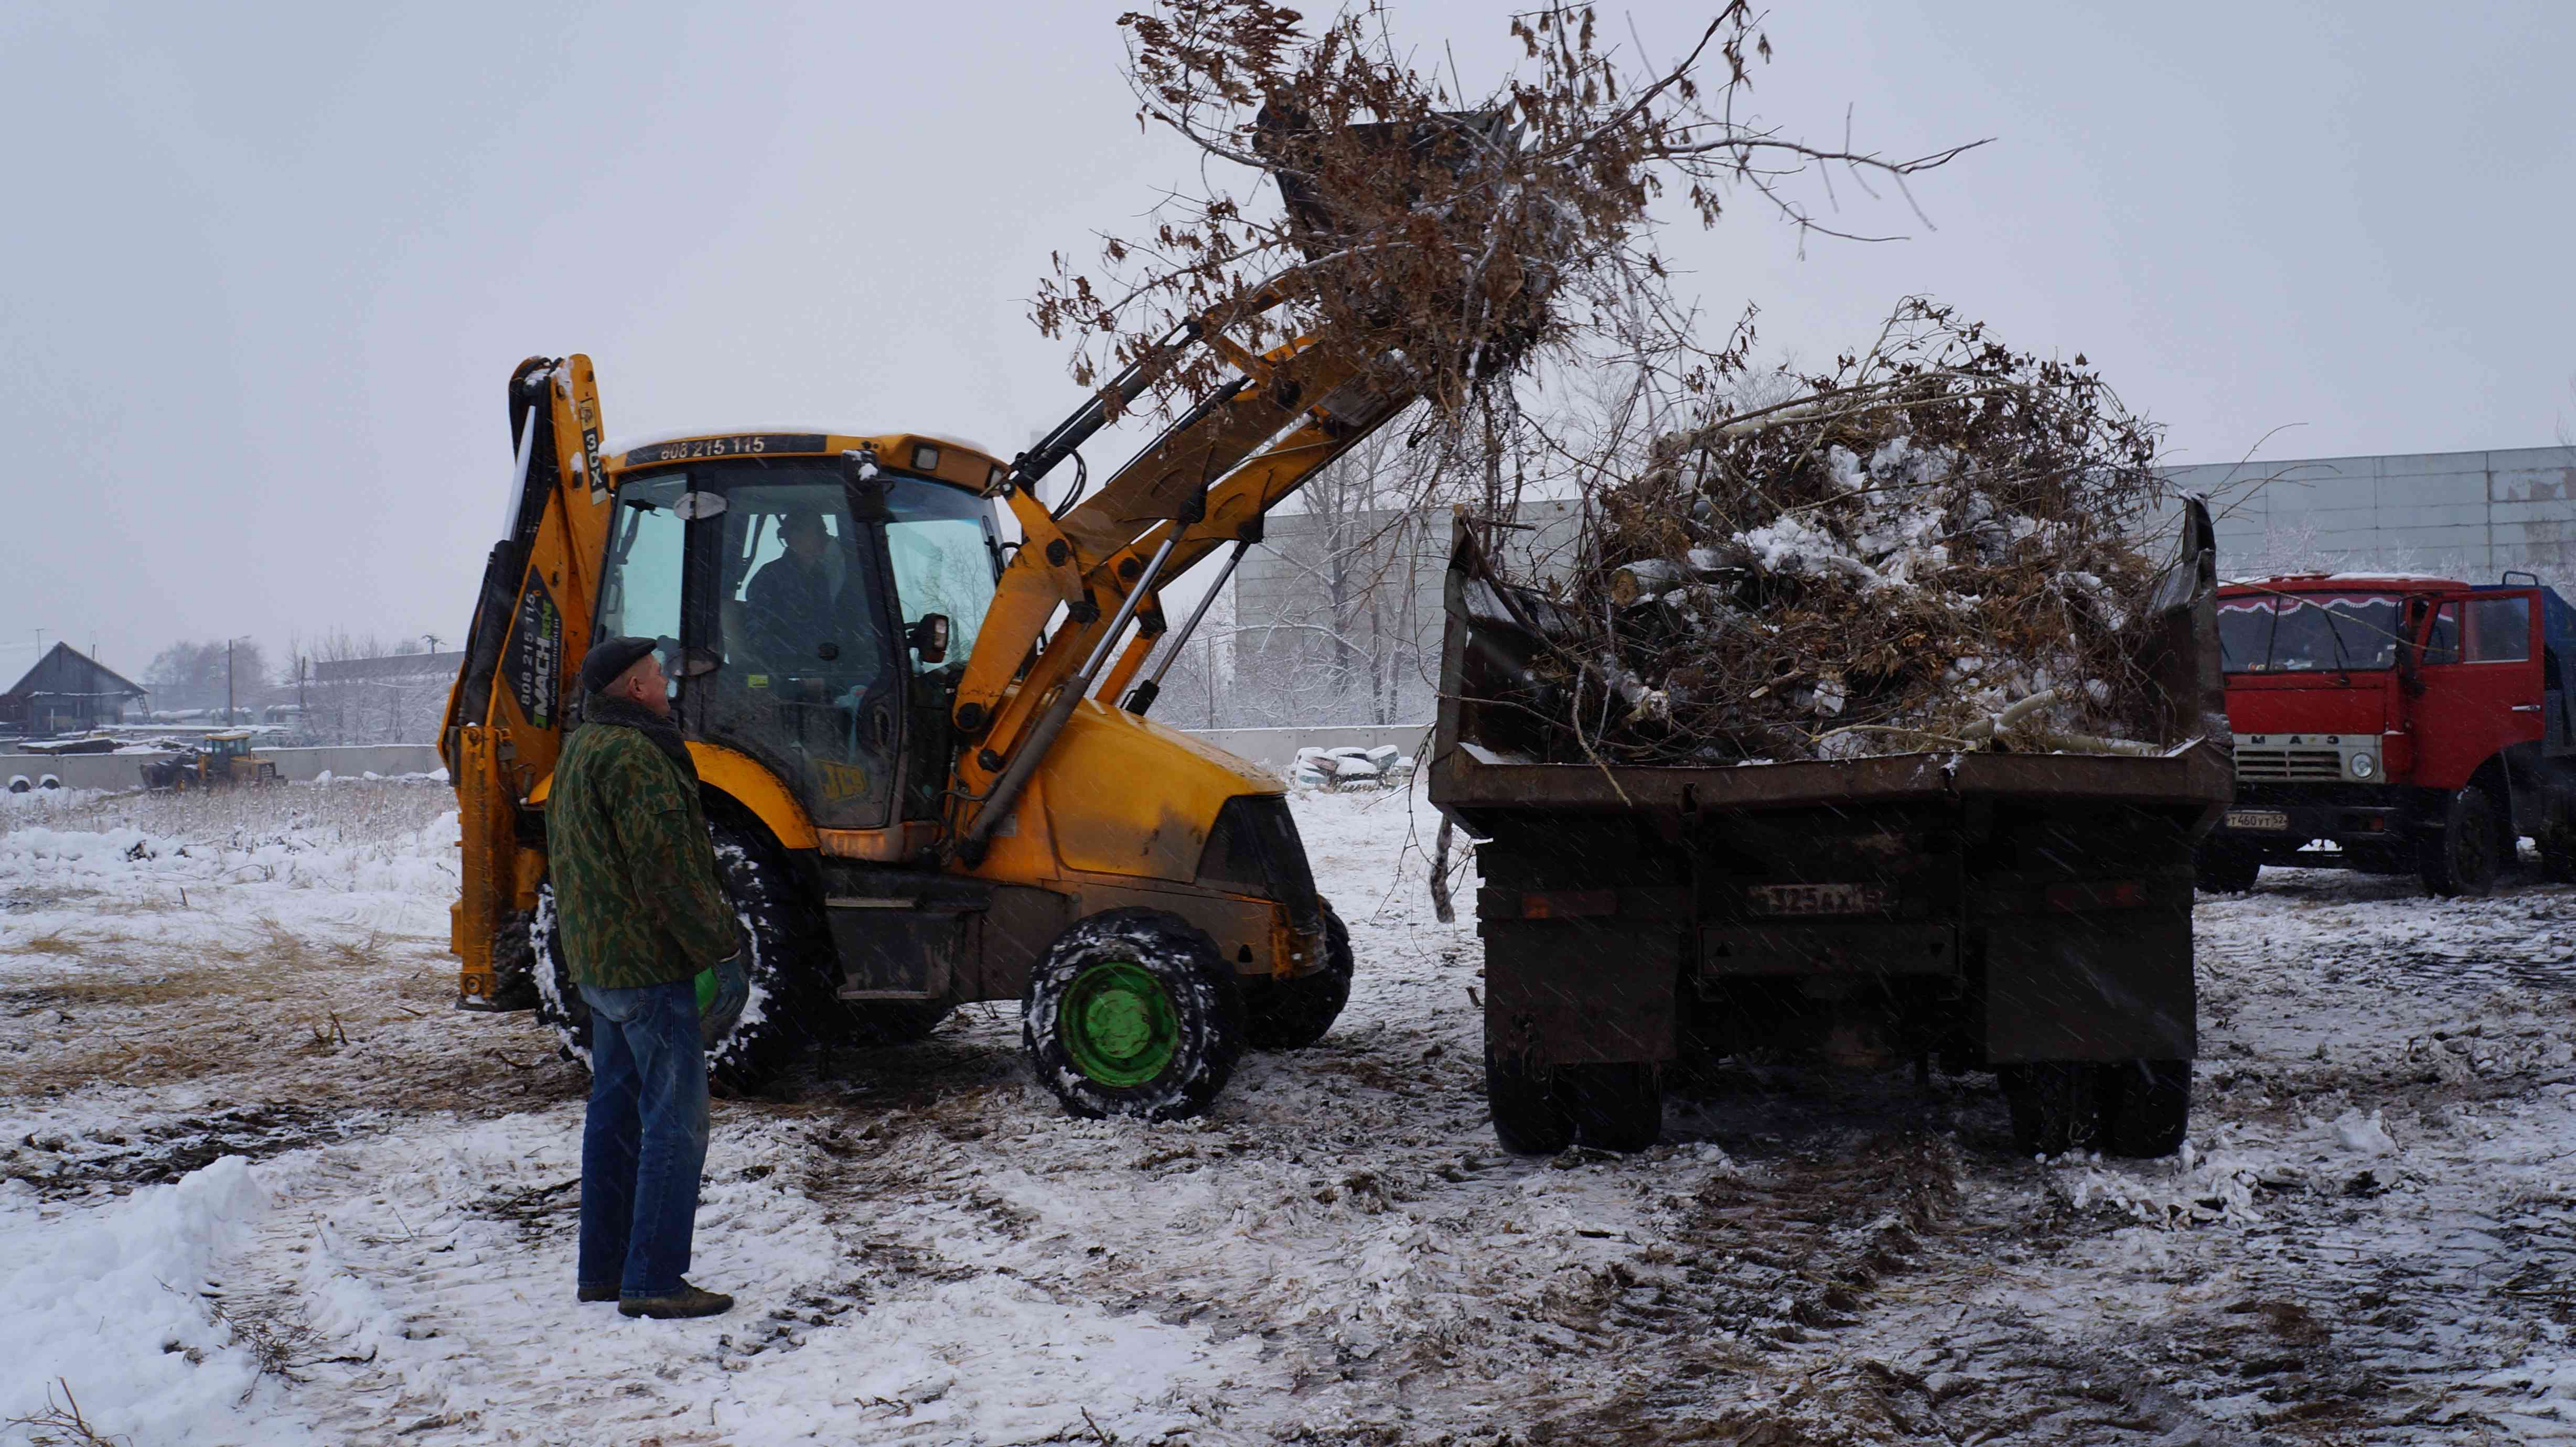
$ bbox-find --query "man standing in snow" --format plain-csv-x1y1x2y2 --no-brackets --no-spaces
550,636,749,1320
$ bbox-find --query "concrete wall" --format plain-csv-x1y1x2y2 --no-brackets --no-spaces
1182,724,1433,771
1,744,442,793
2164,445,2576,581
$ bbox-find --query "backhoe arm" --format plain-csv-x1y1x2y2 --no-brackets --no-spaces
441,356,615,1005
947,303,1420,860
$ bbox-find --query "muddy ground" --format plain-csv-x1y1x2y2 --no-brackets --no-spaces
5,783,2575,1443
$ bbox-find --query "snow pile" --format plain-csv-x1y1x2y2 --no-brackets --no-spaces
0,1157,301,1443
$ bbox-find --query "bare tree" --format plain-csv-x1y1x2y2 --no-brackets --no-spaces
145,638,276,718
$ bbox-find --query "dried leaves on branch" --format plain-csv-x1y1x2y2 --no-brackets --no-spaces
1035,1,1984,423
1523,299,2178,765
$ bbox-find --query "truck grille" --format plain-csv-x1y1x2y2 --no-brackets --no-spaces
2233,747,2343,782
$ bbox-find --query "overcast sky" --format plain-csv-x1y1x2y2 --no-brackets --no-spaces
3,1,2570,682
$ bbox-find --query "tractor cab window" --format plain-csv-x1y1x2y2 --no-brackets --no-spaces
883,480,1000,668
599,473,689,661
696,474,900,829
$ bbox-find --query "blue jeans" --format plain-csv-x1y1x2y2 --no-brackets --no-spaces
577,979,710,1300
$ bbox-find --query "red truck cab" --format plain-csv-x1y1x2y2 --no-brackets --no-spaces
2202,571,2576,895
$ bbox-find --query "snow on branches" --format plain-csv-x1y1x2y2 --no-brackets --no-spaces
1531,299,2180,765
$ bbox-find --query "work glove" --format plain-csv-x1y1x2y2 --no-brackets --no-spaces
697,951,750,1050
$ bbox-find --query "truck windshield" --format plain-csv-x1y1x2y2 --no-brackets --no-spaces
2217,592,2405,673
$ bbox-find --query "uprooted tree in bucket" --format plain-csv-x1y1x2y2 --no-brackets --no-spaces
1034,1,1987,442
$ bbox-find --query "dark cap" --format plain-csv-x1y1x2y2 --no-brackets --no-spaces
579,636,660,696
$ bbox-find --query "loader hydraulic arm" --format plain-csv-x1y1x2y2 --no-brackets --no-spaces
441,356,615,1005
946,301,1420,861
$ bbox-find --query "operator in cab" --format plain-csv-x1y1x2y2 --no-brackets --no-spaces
744,511,841,660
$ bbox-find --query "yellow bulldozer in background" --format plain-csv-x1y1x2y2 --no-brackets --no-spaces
441,291,1425,1117
141,731,280,791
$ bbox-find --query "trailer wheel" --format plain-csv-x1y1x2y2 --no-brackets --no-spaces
1484,1046,1573,1156
2098,1059,2191,1158
1999,1062,2099,1157
1241,899,1354,1051
1563,1063,1663,1152
2193,844,2261,894
1024,908,1244,1122
2419,785,2504,898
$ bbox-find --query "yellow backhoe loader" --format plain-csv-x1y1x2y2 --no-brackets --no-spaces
441,280,1432,1115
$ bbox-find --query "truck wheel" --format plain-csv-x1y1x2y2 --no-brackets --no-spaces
2419,786,2503,898
2193,844,2262,894
1485,1046,1573,1156
1024,908,1244,1122
2098,1059,2191,1158
1241,899,1354,1051
1999,1063,2099,1157
1563,1063,1663,1152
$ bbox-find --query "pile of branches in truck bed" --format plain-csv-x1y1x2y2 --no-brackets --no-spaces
1517,299,2180,765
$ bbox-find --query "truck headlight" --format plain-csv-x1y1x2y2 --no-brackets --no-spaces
2349,751,2377,780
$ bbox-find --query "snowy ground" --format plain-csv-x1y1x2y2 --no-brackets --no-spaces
7,782,2576,1444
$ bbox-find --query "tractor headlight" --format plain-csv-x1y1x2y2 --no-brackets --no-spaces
2349,751,2377,780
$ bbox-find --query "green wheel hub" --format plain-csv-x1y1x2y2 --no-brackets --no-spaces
1059,959,1179,1087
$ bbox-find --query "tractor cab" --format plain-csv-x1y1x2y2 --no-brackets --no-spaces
592,439,1004,840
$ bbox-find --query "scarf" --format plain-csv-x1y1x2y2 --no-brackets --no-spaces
581,692,697,783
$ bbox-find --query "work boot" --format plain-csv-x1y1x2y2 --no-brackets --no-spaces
577,1283,618,1304
618,1282,735,1319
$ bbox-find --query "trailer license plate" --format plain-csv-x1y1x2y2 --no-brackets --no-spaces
2227,809,2291,832
1748,882,1891,916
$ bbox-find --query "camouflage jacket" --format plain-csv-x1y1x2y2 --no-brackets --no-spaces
548,696,740,991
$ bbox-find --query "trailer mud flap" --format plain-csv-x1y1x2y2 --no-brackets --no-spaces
1482,923,1678,1066
1983,911,2195,1062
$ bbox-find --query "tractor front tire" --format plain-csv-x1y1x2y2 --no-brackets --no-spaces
1024,909,1244,1122
1241,900,1355,1051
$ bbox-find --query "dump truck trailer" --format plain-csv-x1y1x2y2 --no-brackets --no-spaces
1429,504,2233,1158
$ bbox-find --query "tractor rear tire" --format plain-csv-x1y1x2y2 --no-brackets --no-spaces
1024,908,1244,1122
1241,899,1354,1051
1485,1046,1573,1157
532,818,832,1096
2000,1062,2100,1158
2420,786,2505,898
